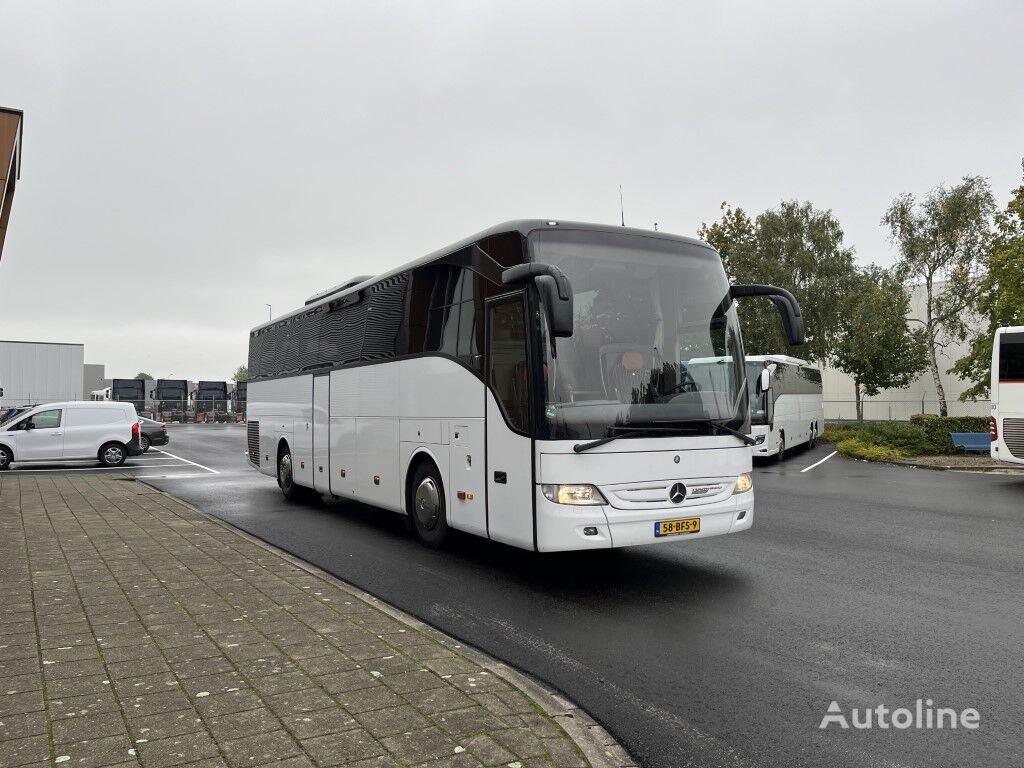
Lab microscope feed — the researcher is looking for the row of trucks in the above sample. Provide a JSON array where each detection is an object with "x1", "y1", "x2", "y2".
[{"x1": 90, "y1": 379, "x2": 247, "y2": 423}]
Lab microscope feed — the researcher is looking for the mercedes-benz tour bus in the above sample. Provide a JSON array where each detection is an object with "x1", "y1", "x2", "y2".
[
  {"x1": 991, "y1": 326, "x2": 1024, "y2": 465},
  {"x1": 247, "y1": 221, "x2": 805, "y2": 551},
  {"x1": 742, "y1": 355, "x2": 823, "y2": 459}
]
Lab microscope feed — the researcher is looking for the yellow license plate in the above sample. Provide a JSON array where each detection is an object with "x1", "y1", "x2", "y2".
[{"x1": 654, "y1": 517, "x2": 700, "y2": 537}]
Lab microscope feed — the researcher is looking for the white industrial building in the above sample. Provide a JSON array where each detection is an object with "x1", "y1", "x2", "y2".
[
  {"x1": 0, "y1": 340, "x2": 85, "y2": 408},
  {"x1": 820, "y1": 283, "x2": 989, "y2": 421}
]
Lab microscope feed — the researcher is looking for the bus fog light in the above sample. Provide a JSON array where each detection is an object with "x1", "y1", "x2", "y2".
[
  {"x1": 733, "y1": 472, "x2": 753, "y2": 494},
  {"x1": 542, "y1": 484, "x2": 607, "y2": 505}
]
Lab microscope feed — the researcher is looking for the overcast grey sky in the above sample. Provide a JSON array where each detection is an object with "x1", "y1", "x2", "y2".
[{"x1": 1, "y1": 0, "x2": 1021, "y2": 380}]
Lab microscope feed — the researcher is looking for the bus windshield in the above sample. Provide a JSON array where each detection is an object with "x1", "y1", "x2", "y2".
[{"x1": 531, "y1": 229, "x2": 748, "y2": 440}]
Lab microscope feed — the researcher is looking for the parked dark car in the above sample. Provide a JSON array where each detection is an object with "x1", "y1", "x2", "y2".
[{"x1": 138, "y1": 417, "x2": 169, "y2": 452}]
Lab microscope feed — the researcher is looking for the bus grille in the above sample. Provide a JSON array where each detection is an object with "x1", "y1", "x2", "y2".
[
  {"x1": 1004, "y1": 418, "x2": 1024, "y2": 459},
  {"x1": 247, "y1": 421, "x2": 260, "y2": 465}
]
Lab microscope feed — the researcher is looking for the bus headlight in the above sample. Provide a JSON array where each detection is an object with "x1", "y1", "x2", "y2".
[
  {"x1": 753, "y1": 435, "x2": 766, "y2": 445},
  {"x1": 733, "y1": 472, "x2": 753, "y2": 494},
  {"x1": 542, "y1": 484, "x2": 607, "y2": 505}
]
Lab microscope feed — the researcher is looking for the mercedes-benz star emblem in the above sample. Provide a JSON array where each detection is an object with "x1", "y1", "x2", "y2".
[{"x1": 669, "y1": 482, "x2": 687, "y2": 504}]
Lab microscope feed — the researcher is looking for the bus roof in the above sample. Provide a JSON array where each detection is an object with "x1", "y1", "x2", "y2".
[{"x1": 251, "y1": 220, "x2": 714, "y2": 334}]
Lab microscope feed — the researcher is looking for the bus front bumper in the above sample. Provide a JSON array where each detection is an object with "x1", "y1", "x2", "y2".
[{"x1": 535, "y1": 489, "x2": 754, "y2": 551}]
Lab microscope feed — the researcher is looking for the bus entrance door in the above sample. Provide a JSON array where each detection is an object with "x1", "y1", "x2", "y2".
[{"x1": 485, "y1": 293, "x2": 535, "y2": 550}]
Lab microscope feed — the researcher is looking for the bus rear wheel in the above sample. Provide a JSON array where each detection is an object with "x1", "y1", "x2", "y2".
[{"x1": 409, "y1": 461, "x2": 449, "y2": 548}]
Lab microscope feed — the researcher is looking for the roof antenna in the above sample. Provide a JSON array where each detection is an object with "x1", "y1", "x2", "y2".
[{"x1": 619, "y1": 185, "x2": 625, "y2": 227}]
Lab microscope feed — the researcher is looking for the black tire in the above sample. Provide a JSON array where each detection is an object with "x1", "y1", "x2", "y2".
[
  {"x1": 140, "y1": 434, "x2": 152, "y2": 453},
  {"x1": 98, "y1": 442, "x2": 127, "y2": 468},
  {"x1": 776, "y1": 434, "x2": 786, "y2": 462},
  {"x1": 276, "y1": 445, "x2": 319, "y2": 503},
  {"x1": 808, "y1": 425, "x2": 817, "y2": 450},
  {"x1": 0, "y1": 445, "x2": 12, "y2": 471},
  {"x1": 408, "y1": 461, "x2": 449, "y2": 548},
  {"x1": 277, "y1": 444, "x2": 302, "y2": 500}
]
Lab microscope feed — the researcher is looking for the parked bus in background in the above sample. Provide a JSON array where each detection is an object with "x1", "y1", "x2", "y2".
[
  {"x1": 743, "y1": 355, "x2": 823, "y2": 460},
  {"x1": 154, "y1": 379, "x2": 189, "y2": 422},
  {"x1": 111, "y1": 379, "x2": 145, "y2": 415},
  {"x1": 991, "y1": 326, "x2": 1024, "y2": 465},
  {"x1": 193, "y1": 381, "x2": 230, "y2": 422},
  {"x1": 232, "y1": 381, "x2": 247, "y2": 421},
  {"x1": 246, "y1": 221, "x2": 805, "y2": 551}
]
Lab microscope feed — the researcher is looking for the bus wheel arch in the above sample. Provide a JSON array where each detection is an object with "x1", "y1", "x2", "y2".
[{"x1": 405, "y1": 452, "x2": 450, "y2": 548}]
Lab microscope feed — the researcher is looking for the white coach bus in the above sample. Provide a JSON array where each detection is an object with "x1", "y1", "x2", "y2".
[
  {"x1": 991, "y1": 326, "x2": 1024, "y2": 465},
  {"x1": 743, "y1": 355, "x2": 823, "y2": 460},
  {"x1": 247, "y1": 221, "x2": 805, "y2": 551}
]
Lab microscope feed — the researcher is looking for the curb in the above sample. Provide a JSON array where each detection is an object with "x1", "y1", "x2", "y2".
[
  {"x1": 890, "y1": 459, "x2": 1024, "y2": 474},
  {"x1": 141, "y1": 479, "x2": 637, "y2": 768}
]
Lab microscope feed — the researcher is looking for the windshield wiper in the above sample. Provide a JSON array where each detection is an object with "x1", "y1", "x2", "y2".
[
  {"x1": 572, "y1": 418, "x2": 756, "y2": 453},
  {"x1": 654, "y1": 418, "x2": 757, "y2": 446},
  {"x1": 708, "y1": 420, "x2": 757, "y2": 446},
  {"x1": 573, "y1": 429, "x2": 647, "y2": 453}
]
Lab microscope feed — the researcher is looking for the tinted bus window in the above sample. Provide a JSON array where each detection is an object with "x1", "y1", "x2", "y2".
[{"x1": 1000, "y1": 333, "x2": 1024, "y2": 381}]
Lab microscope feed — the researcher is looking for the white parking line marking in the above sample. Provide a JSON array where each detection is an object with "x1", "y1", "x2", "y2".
[
  {"x1": 150, "y1": 449, "x2": 219, "y2": 474},
  {"x1": 133, "y1": 473, "x2": 217, "y2": 479},
  {"x1": 801, "y1": 451, "x2": 837, "y2": 473},
  {"x1": 7, "y1": 463, "x2": 186, "y2": 473}
]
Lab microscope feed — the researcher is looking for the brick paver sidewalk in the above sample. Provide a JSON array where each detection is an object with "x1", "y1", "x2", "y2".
[{"x1": 0, "y1": 474, "x2": 625, "y2": 768}]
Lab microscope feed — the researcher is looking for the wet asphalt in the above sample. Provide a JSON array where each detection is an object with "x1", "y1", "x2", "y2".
[{"x1": 130, "y1": 425, "x2": 1022, "y2": 768}]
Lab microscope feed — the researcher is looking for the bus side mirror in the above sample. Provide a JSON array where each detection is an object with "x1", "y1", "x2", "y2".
[
  {"x1": 535, "y1": 275, "x2": 574, "y2": 338},
  {"x1": 730, "y1": 284, "x2": 806, "y2": 346},
  {"x1": 502, "y1": 263, "x2": 574, "y2": 338},
  {"x1": 758, "y1": 368, "x2": 771, "y2": 393}
]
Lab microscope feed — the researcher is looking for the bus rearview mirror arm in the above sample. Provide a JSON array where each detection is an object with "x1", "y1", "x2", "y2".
[
  {"x1": 730, "y1": 284, "x2": 807, "y2": 346},
  {"x1": 502, "y1": 263, "x2": 575, "y2": 338}
]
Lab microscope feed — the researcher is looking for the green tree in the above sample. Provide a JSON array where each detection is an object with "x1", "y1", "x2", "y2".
[
  {"x1": 699, "y1": 200, "x2": 858, "y2": 362},
  {"x1": 833, "y1": 267, "x2": 929, "y2": 420},
  {"x1": 883, "y1": 176, "x2": 995, "y2": 415},
  {"x1": 952, "y1": 164, "x2": 1024, "y2": 399},
  {"x1": 232, "y1": 365, "x2": 249, "y2": 382},
  {"x1": 134, "y1": 372, "x2": 153, "y2": 380}
]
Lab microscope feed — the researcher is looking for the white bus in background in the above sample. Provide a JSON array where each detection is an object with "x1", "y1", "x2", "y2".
[
  {"x1": 991, "y1": 326, "x2": 1024, "y2": 465},
  {"x1": 743, "y1": 354, "x2": 823, "y2": 460},
  {"x1": 246, "y1": 220, "x2": 806, "y2": 551}
]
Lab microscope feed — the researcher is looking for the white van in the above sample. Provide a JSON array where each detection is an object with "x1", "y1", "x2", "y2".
[{"x1": 0, "y1": 401, "x2": 143, "y2": 470}]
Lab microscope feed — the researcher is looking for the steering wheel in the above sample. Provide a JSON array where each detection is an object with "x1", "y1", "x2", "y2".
[{"x1": 663, "y1": 370, "x2": 699, "y2": 395}]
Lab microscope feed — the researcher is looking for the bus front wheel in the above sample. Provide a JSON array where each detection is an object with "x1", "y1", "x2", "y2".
[
  {"x1": 409, "y1": 461, "x2": 449, "y2": 548},
  {"x1": 278, "y1": 445, "x2": 304, "y2": 501}
]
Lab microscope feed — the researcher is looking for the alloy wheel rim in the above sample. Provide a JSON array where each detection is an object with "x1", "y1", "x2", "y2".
[
  {"x1": 105, "y1": 446, "x2": 123, "y2": 464},
  {"x1": 414, "y1": 477, "x2": 441, "y2": 530},
  {"x1": 280, "y1": 454, "x2": 292, "y2": 487}
]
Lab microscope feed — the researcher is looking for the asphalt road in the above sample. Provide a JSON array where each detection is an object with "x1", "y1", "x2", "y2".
[{"x1": 132, "y1": 425, "x2": 1022, "y2": 768}]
